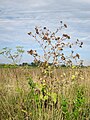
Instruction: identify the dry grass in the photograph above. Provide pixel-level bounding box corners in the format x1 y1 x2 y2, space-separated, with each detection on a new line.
0 67 90 120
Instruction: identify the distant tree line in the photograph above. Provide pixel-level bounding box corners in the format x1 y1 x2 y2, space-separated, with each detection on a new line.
0 61 85 68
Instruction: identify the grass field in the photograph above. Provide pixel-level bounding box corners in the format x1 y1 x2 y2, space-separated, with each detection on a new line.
0 66 90 120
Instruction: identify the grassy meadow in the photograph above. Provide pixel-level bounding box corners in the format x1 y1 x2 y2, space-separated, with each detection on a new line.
0 66 90 120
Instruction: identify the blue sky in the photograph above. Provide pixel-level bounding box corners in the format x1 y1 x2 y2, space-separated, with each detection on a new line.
0 0 90 65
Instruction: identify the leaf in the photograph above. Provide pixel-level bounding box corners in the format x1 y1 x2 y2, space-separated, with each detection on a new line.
21 109 27 114
40 94 43 100
0 51 4 54
71 75 76 80
44 95 48 101
16 46 23 49
51 93 57 104
3 47 8 50
61 99 67 107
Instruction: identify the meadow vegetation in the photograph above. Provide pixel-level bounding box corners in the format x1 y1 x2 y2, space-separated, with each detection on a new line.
0 66 90 120
0 22 90 120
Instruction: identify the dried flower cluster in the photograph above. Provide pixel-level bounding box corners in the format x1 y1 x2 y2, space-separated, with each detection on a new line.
28 22 83 66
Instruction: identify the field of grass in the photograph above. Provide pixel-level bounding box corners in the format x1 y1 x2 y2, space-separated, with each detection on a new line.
0 66 90 120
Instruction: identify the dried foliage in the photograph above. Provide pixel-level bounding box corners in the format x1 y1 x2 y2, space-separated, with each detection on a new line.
28 22 83 66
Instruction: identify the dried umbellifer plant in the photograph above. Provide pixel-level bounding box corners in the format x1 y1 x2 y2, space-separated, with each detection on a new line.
0 46 24 65
27 21 83 67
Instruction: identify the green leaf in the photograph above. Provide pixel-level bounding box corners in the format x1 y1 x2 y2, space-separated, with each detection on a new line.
51 93 57 104
44 95 48 101
40 94 43 100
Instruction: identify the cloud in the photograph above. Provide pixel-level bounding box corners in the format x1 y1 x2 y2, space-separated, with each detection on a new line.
0 0 53 11
0 0 90 65
72 0 90 3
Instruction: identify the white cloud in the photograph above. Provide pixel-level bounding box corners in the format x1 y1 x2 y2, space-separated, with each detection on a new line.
0 0 53 10
72 0 90 3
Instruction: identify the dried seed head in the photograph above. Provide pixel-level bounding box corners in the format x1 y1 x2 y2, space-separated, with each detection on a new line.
63 34 70 39
43 35 48 40
28 32 32 35
58 47 63 51
61 56 65 60
64 24 67 28
81 42 83 45
27 50 33 55
76 53 80 59
60 21 62 23
44 27 46 29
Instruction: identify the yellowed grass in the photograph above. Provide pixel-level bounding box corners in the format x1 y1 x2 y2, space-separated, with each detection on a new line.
0 67 90 97
0 67 90 120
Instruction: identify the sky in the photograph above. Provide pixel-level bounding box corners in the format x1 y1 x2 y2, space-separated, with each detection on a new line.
0 0 90 65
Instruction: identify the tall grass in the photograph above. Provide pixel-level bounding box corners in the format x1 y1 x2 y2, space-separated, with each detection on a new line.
0 67 90 120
